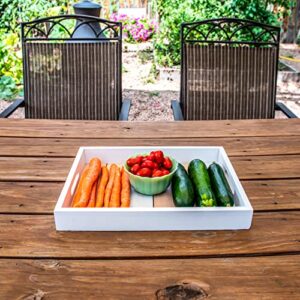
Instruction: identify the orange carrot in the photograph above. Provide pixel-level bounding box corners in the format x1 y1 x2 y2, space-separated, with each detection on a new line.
109 166 121 207
96 165 109 207
73 158 101 208
71 165 89 207
121 168 131 207
104 164 117 207
87 181 97 207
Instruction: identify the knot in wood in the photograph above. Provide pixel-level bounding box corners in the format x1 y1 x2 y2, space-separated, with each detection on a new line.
156 282 208 300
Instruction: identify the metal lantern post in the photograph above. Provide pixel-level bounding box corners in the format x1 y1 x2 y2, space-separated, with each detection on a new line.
72 0 105 39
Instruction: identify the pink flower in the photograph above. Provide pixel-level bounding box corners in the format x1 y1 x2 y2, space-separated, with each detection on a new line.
110 13 156 42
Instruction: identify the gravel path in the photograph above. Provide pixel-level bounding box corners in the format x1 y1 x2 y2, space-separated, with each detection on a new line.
0 100 24 119
280 44 300 73
125 90 177 121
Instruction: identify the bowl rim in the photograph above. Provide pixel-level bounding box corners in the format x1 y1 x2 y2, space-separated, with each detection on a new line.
124 154 178 181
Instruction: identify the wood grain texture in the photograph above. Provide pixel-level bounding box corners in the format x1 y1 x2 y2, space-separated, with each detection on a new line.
231 155 300 180
0 182 63 213
0 256 299 299
0 119 299 299
244 180 300 211
0 212 299 258
0 155 299 182
0 157 73 181
1 180 299 214
0 136 299 157
154 187 173 207
0 119 300 138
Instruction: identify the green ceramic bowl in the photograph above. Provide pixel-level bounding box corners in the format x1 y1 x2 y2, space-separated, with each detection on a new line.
124 155 178 196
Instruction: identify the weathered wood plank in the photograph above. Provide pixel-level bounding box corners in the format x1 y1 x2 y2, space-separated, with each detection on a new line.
0 155 299 182
0 119 299 138
0 182 63 213
0 136 299 157
0 212 299 258
0 157 73 181
243 180 300 211
231 155 300 180
0 256 299 299
0 180 299 214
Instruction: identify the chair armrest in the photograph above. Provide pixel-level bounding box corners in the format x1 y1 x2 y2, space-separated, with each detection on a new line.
0 98 25 118
171 100 184 121
119 99 131 121
275 102 298 118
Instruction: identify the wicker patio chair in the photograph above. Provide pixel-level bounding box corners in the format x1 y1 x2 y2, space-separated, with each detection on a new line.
172 18 297 120
1 15 130 120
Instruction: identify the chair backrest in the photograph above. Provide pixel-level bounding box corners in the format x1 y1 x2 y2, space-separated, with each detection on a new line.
22 15 122 120
180 18 280 120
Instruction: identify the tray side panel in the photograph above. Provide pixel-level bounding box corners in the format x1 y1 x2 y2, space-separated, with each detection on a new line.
218 148 252 209
54 209 253 231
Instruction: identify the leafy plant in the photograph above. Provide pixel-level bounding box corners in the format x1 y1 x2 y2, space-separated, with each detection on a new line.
0 76 19 100
0 30 22 100
0 0 72 31
154 0 291 66
154 0 226 66
0 0 75 100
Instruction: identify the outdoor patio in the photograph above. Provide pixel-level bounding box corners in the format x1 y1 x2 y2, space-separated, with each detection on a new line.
0 0 300 299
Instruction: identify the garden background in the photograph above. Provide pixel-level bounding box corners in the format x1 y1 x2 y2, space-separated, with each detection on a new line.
0 0 299 120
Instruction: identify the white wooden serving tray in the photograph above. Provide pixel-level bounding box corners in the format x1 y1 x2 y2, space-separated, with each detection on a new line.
54 147 253 231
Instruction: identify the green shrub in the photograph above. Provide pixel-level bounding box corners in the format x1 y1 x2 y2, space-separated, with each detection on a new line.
0 76 19 100
154 0 227 66
154 0 289 67
0 0 73 100
0 30 22 100
0 0 72 31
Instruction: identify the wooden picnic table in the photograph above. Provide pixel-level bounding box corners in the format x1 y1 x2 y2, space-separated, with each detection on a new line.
0 118 300 299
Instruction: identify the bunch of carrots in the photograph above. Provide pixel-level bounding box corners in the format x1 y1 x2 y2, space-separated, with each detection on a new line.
71 158 131 208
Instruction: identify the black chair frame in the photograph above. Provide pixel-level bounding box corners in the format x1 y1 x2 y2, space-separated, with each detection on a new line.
172 18 297 120
1 14 130 120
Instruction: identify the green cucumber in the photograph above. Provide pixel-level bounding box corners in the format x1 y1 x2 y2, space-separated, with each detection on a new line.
172 163 195 207
188 159 217 207
208 162 234 207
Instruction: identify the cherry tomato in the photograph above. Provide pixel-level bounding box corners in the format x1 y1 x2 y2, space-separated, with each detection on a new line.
147 153 156 161
130 164 140 174
154 150 164 164
135 156 143 164
127 156 143 167
152 169 163 177
137 167 152 177
152 162 159 169
126 158 135 167
141 160 156 169
161 169 170 176
163 157 173 169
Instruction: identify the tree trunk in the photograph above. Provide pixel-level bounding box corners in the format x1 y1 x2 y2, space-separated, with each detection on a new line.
282 0 300 43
